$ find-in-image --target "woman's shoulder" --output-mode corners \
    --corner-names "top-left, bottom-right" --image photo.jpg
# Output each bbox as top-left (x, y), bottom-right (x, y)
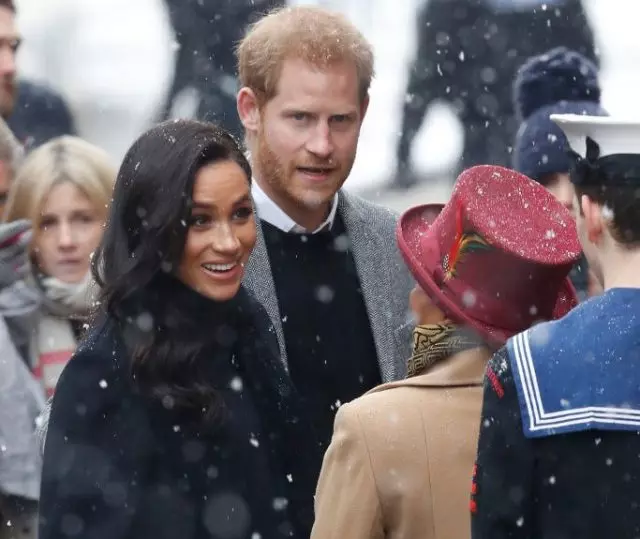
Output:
top-left (59, 314), bottom-right (131, 396)
top-left (46, 314), bottom-right (151, 445)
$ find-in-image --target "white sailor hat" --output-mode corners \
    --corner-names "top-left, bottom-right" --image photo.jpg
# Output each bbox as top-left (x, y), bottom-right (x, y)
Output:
top-left (550, 114), bottom-right (640, 185)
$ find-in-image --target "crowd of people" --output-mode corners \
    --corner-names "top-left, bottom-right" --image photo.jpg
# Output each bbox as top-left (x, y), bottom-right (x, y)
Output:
top-left (1, 2), bottom-right (639, 539)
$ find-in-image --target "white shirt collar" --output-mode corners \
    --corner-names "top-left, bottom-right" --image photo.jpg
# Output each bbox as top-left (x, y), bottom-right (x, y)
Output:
top-left (251, 180), bottom-right (339, 234)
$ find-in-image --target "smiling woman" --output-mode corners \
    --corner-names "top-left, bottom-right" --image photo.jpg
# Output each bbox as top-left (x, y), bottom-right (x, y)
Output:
top-left (38, 120), bottom-right (319, 539)
top-left (177, 159), bottom-right (256, 301)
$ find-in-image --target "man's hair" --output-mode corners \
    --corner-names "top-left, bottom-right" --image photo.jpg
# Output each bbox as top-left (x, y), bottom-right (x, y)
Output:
top-left (0, 117), bottom-right (23, 175)
top-left (576, 184), bottom-right (640, 247)
top-left (0, 0), bottom-right (15, 13)
top-left (236, 6), bottom-right (374, 105)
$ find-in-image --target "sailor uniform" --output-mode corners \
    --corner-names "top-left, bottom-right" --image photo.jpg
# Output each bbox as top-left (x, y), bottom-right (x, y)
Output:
top-left (472, 115), bottom-right (640, 539)
top-left (509, 289), bottom-right (640, 438)
top-left (472, 289), bottom-right (640, 539)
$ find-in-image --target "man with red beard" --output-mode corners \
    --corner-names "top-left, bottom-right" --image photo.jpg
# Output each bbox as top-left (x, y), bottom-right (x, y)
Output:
top-left (236, 6), bottom-right (414, 533)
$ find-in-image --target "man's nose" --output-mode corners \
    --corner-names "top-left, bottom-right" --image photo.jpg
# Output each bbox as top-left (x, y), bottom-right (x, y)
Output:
top-left (306, 123), bottom-right (334, 158)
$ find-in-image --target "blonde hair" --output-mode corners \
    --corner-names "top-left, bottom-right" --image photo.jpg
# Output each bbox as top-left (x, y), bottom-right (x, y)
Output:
top-left (236, 6), bottom-right (374, 104)
top-left (3, 136), bottom-right (116, 226)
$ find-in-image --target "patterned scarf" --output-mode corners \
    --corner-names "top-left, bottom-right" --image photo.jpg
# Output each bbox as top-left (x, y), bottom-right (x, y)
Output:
top-left (407, 323), bottom-right (483, 378)
top-left (30, 271), bottom-right (97, 397)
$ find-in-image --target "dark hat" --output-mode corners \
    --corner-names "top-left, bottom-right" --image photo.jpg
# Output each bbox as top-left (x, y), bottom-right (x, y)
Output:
top-left (513, 47), bottom-right (607, 182)
top-left (397, 165), bottom-right (581, 347)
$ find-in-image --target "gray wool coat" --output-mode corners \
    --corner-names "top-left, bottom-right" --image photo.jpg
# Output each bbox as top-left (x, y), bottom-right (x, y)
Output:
top-left (0, 316), bottom-right (46, 501)
top-left (244, 190), bottom-right (415, 383)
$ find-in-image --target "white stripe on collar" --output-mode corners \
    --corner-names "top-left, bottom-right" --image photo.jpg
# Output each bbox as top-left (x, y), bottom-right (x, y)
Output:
top-left (251, 180), bottom-right (339, 234)
top-left (512, 330), bottom-right (640, 433)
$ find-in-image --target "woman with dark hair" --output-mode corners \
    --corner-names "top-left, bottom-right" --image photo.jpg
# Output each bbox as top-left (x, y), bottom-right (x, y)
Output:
top-left (38, 119), bottom-right (319, 539)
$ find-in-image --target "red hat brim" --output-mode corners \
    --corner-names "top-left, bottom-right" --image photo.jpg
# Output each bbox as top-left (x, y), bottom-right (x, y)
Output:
top-left (397, 203), bottom-right (578, 347)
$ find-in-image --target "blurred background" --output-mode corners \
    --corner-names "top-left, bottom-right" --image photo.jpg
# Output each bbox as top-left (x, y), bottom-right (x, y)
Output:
top-left (14, 0), bottom-right (639, 211)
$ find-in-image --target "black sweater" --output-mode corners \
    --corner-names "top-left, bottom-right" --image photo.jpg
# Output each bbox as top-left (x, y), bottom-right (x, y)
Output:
top-left (262, 216), bottom-right (382, 453)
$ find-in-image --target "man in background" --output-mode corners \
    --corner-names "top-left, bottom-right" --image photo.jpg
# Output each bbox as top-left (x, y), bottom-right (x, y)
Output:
top-left (162, 0), bottom-right (283, 139)
top-left (0, 0), bottom-right (75, 151)
top-left (395, 0), bottom-right (596, 187)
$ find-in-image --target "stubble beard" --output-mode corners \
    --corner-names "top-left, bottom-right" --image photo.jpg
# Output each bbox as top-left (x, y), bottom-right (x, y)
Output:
top-left (255, 128), bottom-right (335, 211)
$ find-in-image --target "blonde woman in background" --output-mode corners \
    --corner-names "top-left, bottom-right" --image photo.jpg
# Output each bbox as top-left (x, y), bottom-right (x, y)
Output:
top-left (4, 136), bottom-right (115, 398)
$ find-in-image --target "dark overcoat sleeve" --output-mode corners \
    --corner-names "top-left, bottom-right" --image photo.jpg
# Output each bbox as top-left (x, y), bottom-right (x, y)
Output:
top-left (471, 346), bottom-right (535, 539)
top-left (38, 326), bottom-right (150, 539)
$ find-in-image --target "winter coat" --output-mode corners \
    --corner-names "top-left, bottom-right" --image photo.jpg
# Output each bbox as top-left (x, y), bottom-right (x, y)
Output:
top-left (0, 317), bottom-right (45, 501)
top-left (7, 79), bottom-right (76, 151)
top-left (472, 288), bottom-right (640, 538)
top-left (312, 345), bottom-right (491, 539)
top-left (0, 220), bottom-right (44, 501)
top-left (39, 281), bottom-right (321, 539)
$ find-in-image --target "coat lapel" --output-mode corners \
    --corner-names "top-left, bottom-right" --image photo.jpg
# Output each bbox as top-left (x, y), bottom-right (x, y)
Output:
top-left (244, 193), bottom-right (404, 381)
top-left (339, 193), bottom-right (398, 382)
top-left (243, 220), bottom-right (288, 370)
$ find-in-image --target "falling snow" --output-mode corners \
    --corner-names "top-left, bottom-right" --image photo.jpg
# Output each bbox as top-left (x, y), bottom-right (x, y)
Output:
top-left (136, 312), bottom-right (154, 332)
top-left (272, 497), bottom-right (288, 511)
top-left (229, 377), bottom-right (243, 392)
top-left (462, 290), bottom-right (477, 308)
top-left (602, 205), bottom-right (615, 220)
top-left (162, 395), bottom-right (175, 410)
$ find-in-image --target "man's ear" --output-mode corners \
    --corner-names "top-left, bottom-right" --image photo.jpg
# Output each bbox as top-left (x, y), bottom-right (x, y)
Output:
top-left (360, 94), bottom-right (370, 124)
top-left (581, 194), bottom-right (605, 244)
top-left (237, 87), bottom-right (261, 133)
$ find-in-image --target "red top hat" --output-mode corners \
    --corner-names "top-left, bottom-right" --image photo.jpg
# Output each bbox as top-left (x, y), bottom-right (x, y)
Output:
top-left (397, 165), bottom-right (582, 347)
